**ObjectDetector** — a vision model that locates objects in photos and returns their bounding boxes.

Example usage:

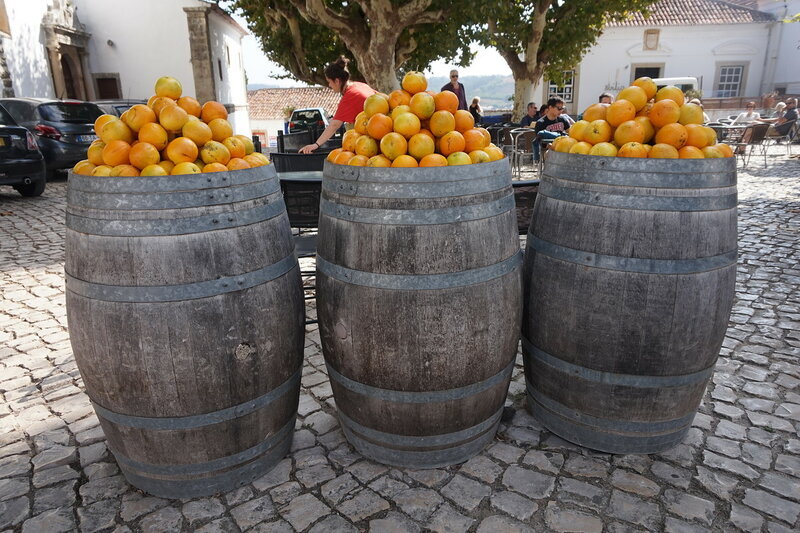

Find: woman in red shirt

[299,56,376,154]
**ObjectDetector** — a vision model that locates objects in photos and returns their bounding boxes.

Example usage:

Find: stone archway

[42,0,92,100]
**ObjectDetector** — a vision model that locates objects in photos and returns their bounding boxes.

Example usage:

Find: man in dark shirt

[519,102,539,127]
[772,99,797,136]
[532,97,571,162]
[440,70,468,111]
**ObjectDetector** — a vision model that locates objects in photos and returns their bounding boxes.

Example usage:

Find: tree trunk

[512,78,534,123]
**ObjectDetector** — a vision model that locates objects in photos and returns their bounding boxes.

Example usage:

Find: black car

[93,99,147,117]
[0,103,46,197]
[0,98,103,179]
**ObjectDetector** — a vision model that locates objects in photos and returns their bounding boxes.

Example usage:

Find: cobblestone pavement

[1,147,798,532]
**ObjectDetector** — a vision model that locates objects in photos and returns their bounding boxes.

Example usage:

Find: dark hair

[599,92,614,102]
[324,56,351,85]
[547,96,565,108]
[527,102,536,109]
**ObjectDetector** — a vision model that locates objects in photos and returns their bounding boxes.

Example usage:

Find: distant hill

[248,75,515,110]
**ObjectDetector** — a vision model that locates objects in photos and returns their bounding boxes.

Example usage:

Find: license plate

[77,134,97,143]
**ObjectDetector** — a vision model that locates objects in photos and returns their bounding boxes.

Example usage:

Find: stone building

[0,0,250,133]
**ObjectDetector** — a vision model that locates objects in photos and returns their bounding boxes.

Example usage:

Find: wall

[2,0,55,98]
[250,118,285,148]
[207,10,249,135]
[758,0,800,94]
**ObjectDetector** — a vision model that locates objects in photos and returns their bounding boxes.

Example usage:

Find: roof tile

[247,87,341,120]
[608,0,774,27]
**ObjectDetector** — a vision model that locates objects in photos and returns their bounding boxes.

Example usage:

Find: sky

[234,14,513,88]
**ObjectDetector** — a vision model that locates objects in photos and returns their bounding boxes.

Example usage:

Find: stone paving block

[230,495,276,531]
[702,450,759,479]
[458,455,503,484]
[0,440,29,460]
[475,514,535,533]
[650,461,692,489]
[79,475,128,505]
[368,475,409,500]
[139,506,184,532]
[747,411,796,432]
[321,474,360,506]
[610,469,660,498]
[606,490,661,530]
[545,501,603,533]
[556,476,606,512]
[440,474,491,512]
[195,517,240,533]
[774,454,800,478]
[0,495,30,530]
[705,436,741,458]
[368,511,421,533]
[392,487,444,522]
[78,442,107,468]
[611,454,650,474]
[502,465,556,500]
[31,445,76,471]
[346,460,389,484]
[730,503,764,533]
[693,466,738,500]
[337,489,390,522]
[21,507,75,533]
[663,488,715,525]
[252,458,292,491]
[308,514,358,533]
[489,490,537,521]
[663,517,709,533]
[294,445,328,469]
[759,472,800,502]
[749,427,781,446]
[564,455,609,478]
[426,502,475,533]
[119,492,169,522]
[486,442,524,464]
[33,480,76,513]
[715,420,747,440]
[404,468,450,488]
[743,488,800,523]
[296,463,337,488]
[77,499,119,533]
[181,497,225,526]
[278,493,329,532]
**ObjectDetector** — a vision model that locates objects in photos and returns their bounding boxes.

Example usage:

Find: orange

[208,118,233,142]
[617,86,648,111]
[166,137,199,164]
[234,135,255,155]
[419,153,448,167]
[366,113,393,140]
[72,160,95,175]
[655,86,685,106]
[150,97,176,117]
[101,140,131,166]
[409,92,435,120]
[468,150,491,164]
[91,165,113,177]
[684,124,709,148]
[484,145,505,161]
[94,114,117,135]
[379,132,407,160]
[109,164,140,177]
[177,96,201,117]
[582,104,608,122]
[222,136,247,159]
[226,158,251,170]
[434,91,459,114]
[632,77,657,100]
[342,130,361,152]
[202,162,229,173]
[634,116,655,144]
[141,164,169,176]
[588,142,618,157]
[354,112,369,135]
[703,126,719,147]
[159,104,189,132]
[366,154,392,167]
[649,143,680,159]
[355,135,379,157]
[363,94,390,118]
[401,71,427,94]
[446,152,472,166]
[654,123,688,149]
[200,141,231,165]
[182,119,213,146]
[438,130,466,156]
[138,122,169,150]
[552,136,578,153]
[154,76,182,99]
[418,128,435,140]
[123,104,156,132]
[649,99,681,128]
[393,112,421,139]
[637,102,654,118]
[388,89,412,109]
[348,154,369,166]
[327,148,343,162]
[390,105,412,121]
[200,101,228,122]
[407,132,436,160]
[463,129,488,152]
[701,146,724,158]
[100,119,134,144]
[428,110,455,137]
[87,141,106,166]
[391,154,418,167]
[157,160,175,174]
[714,143,734,158]
[617,142,649,158]
[606,100,636,127]
[584,120,613,144]
[128,142,161,169]
[333,150,355,165]
[453,110,475,133]
[476,127,492,146]
[678,103,704,125]
[613,120,645,145]
[569,141,592,155]
[569,120,590,141]
[678,146,704,159]
[171,162,202,175]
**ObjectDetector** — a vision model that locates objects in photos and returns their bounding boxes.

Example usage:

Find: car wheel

[15,179,46,197]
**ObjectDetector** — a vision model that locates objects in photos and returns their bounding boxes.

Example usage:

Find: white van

[653,77,699,92]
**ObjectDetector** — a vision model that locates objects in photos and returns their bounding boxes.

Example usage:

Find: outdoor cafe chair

[765,119,798,156]
[732,123,770,169]
[510,130,538,178]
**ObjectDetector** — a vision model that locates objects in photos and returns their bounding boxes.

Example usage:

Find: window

[715,65,744,97]
[548,71,574,103]
[218,59,224,81]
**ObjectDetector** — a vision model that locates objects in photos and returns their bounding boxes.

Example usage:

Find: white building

[532,0,798,115]
[0,0,250,134]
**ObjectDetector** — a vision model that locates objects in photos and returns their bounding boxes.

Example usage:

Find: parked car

[93,99,147,117]
[288,107,329,133]
[0,103,46,197]
[0,98,104,178]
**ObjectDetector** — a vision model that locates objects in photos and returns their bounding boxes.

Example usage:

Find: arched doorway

[60,55,78,99]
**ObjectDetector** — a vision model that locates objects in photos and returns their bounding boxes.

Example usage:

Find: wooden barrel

[522,151,737,454]
[317,159,522,468]
[64,165,304,498]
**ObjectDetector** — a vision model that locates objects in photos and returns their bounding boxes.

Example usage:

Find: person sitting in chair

[531,97,571,162]
[766,99,797,139]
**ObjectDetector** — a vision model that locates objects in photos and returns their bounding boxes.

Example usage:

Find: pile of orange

[553,77,734,159]
[327,72,504,167]
[72,76,269,177]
